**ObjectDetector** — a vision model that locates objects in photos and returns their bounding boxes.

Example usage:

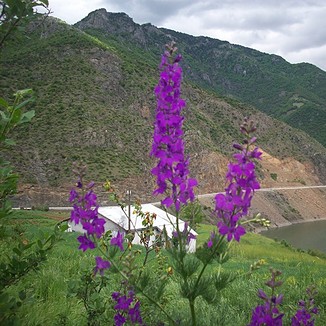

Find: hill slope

[1,17,326,209]
[75,9,326,147]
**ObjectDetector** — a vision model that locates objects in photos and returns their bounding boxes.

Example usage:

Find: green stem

[193,235,226,291]
[190,300,196,326]
[98,247,177,326]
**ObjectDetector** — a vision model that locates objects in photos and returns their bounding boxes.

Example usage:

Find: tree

[0,89,35,218]
[0,0,49,47]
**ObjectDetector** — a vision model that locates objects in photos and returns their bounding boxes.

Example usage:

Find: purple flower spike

[249,269,285,326]
[69,177,106,252]
[214,120,262,242]
[291,287,319,326]
[151,42,197,211]
[69,189,79,202]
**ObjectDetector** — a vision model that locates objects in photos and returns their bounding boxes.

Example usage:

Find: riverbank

[253,216,326,234]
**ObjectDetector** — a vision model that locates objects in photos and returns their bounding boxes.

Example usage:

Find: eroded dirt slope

[13,149,326,228]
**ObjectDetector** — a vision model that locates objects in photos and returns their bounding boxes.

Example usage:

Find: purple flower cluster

[151,42,197,211]
[291,287,318,326]
[248,269,284,326]
[69,179,111,276]
[69,180,106,251]
[249,290,284,325]
[214,120,262,242]
[112,291,143,325]
[249,271,319,326]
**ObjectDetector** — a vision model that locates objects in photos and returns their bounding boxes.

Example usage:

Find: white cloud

[46,0,105,24]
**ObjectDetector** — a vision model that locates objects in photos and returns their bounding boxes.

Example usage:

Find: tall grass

[1,211,325,325]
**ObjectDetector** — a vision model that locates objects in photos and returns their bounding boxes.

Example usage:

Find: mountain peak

[74,9,137,32]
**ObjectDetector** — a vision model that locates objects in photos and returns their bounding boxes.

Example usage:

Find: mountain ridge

[74,9,326,147]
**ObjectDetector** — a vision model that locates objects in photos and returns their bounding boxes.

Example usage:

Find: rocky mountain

[75,9,326,147]
[1,13,326,216]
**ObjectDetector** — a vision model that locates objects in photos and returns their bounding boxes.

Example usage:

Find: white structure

[69,203,197,253]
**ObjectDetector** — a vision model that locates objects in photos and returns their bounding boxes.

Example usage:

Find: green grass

[1,211,325,325]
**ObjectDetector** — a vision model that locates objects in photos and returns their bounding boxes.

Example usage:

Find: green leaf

[22,241,36,250]
[59,224,69,232]
[214,272,236,292]
[13,248,22,256]
[16,97,34,111]
[0,97,9,109]
[4,138,16,146]
[11,108,22,125]
[19,110,35,124]
[138,271,150,290]
[37,239,43,249]
[182,255,201,278]
[0,110,9,123]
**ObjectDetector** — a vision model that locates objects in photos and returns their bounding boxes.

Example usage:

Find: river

[260,219,326,253]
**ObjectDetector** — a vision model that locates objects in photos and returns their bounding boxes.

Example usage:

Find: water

[260,220,326,253]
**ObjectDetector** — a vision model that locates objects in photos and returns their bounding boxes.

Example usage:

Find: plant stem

[190,299,196,326]
[194,235,225,291]
[99,247,177,326]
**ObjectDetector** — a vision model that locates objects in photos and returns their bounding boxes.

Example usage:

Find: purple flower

[110,231,124,251]
[129,301,143,324]
[114,313,126,326]
[112,291,143,325]
[94,256,111,276]
[214,120,262,242]
[77,234,95,252]
[84,190,97,209]
[151,42,197,211]
[69,178,106,251]
[114,293,133,310]
[249,269,285,326]
[206,231,218,248]
[218,221,246,242]
[249,303,284,326]
[291,287,319,326]
[70,205,80,224]
[69,189,79,202]
[82,215,106,238]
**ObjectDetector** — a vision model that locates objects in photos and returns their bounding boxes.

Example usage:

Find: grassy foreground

[1,210,325,325]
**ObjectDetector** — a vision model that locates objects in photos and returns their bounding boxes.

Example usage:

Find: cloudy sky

[44,0,326,71]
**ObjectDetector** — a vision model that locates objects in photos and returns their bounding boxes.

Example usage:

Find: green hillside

[75,9,326,147]
[1,17,326,191]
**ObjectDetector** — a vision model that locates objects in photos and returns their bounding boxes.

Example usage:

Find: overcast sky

[44,0,326,71]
